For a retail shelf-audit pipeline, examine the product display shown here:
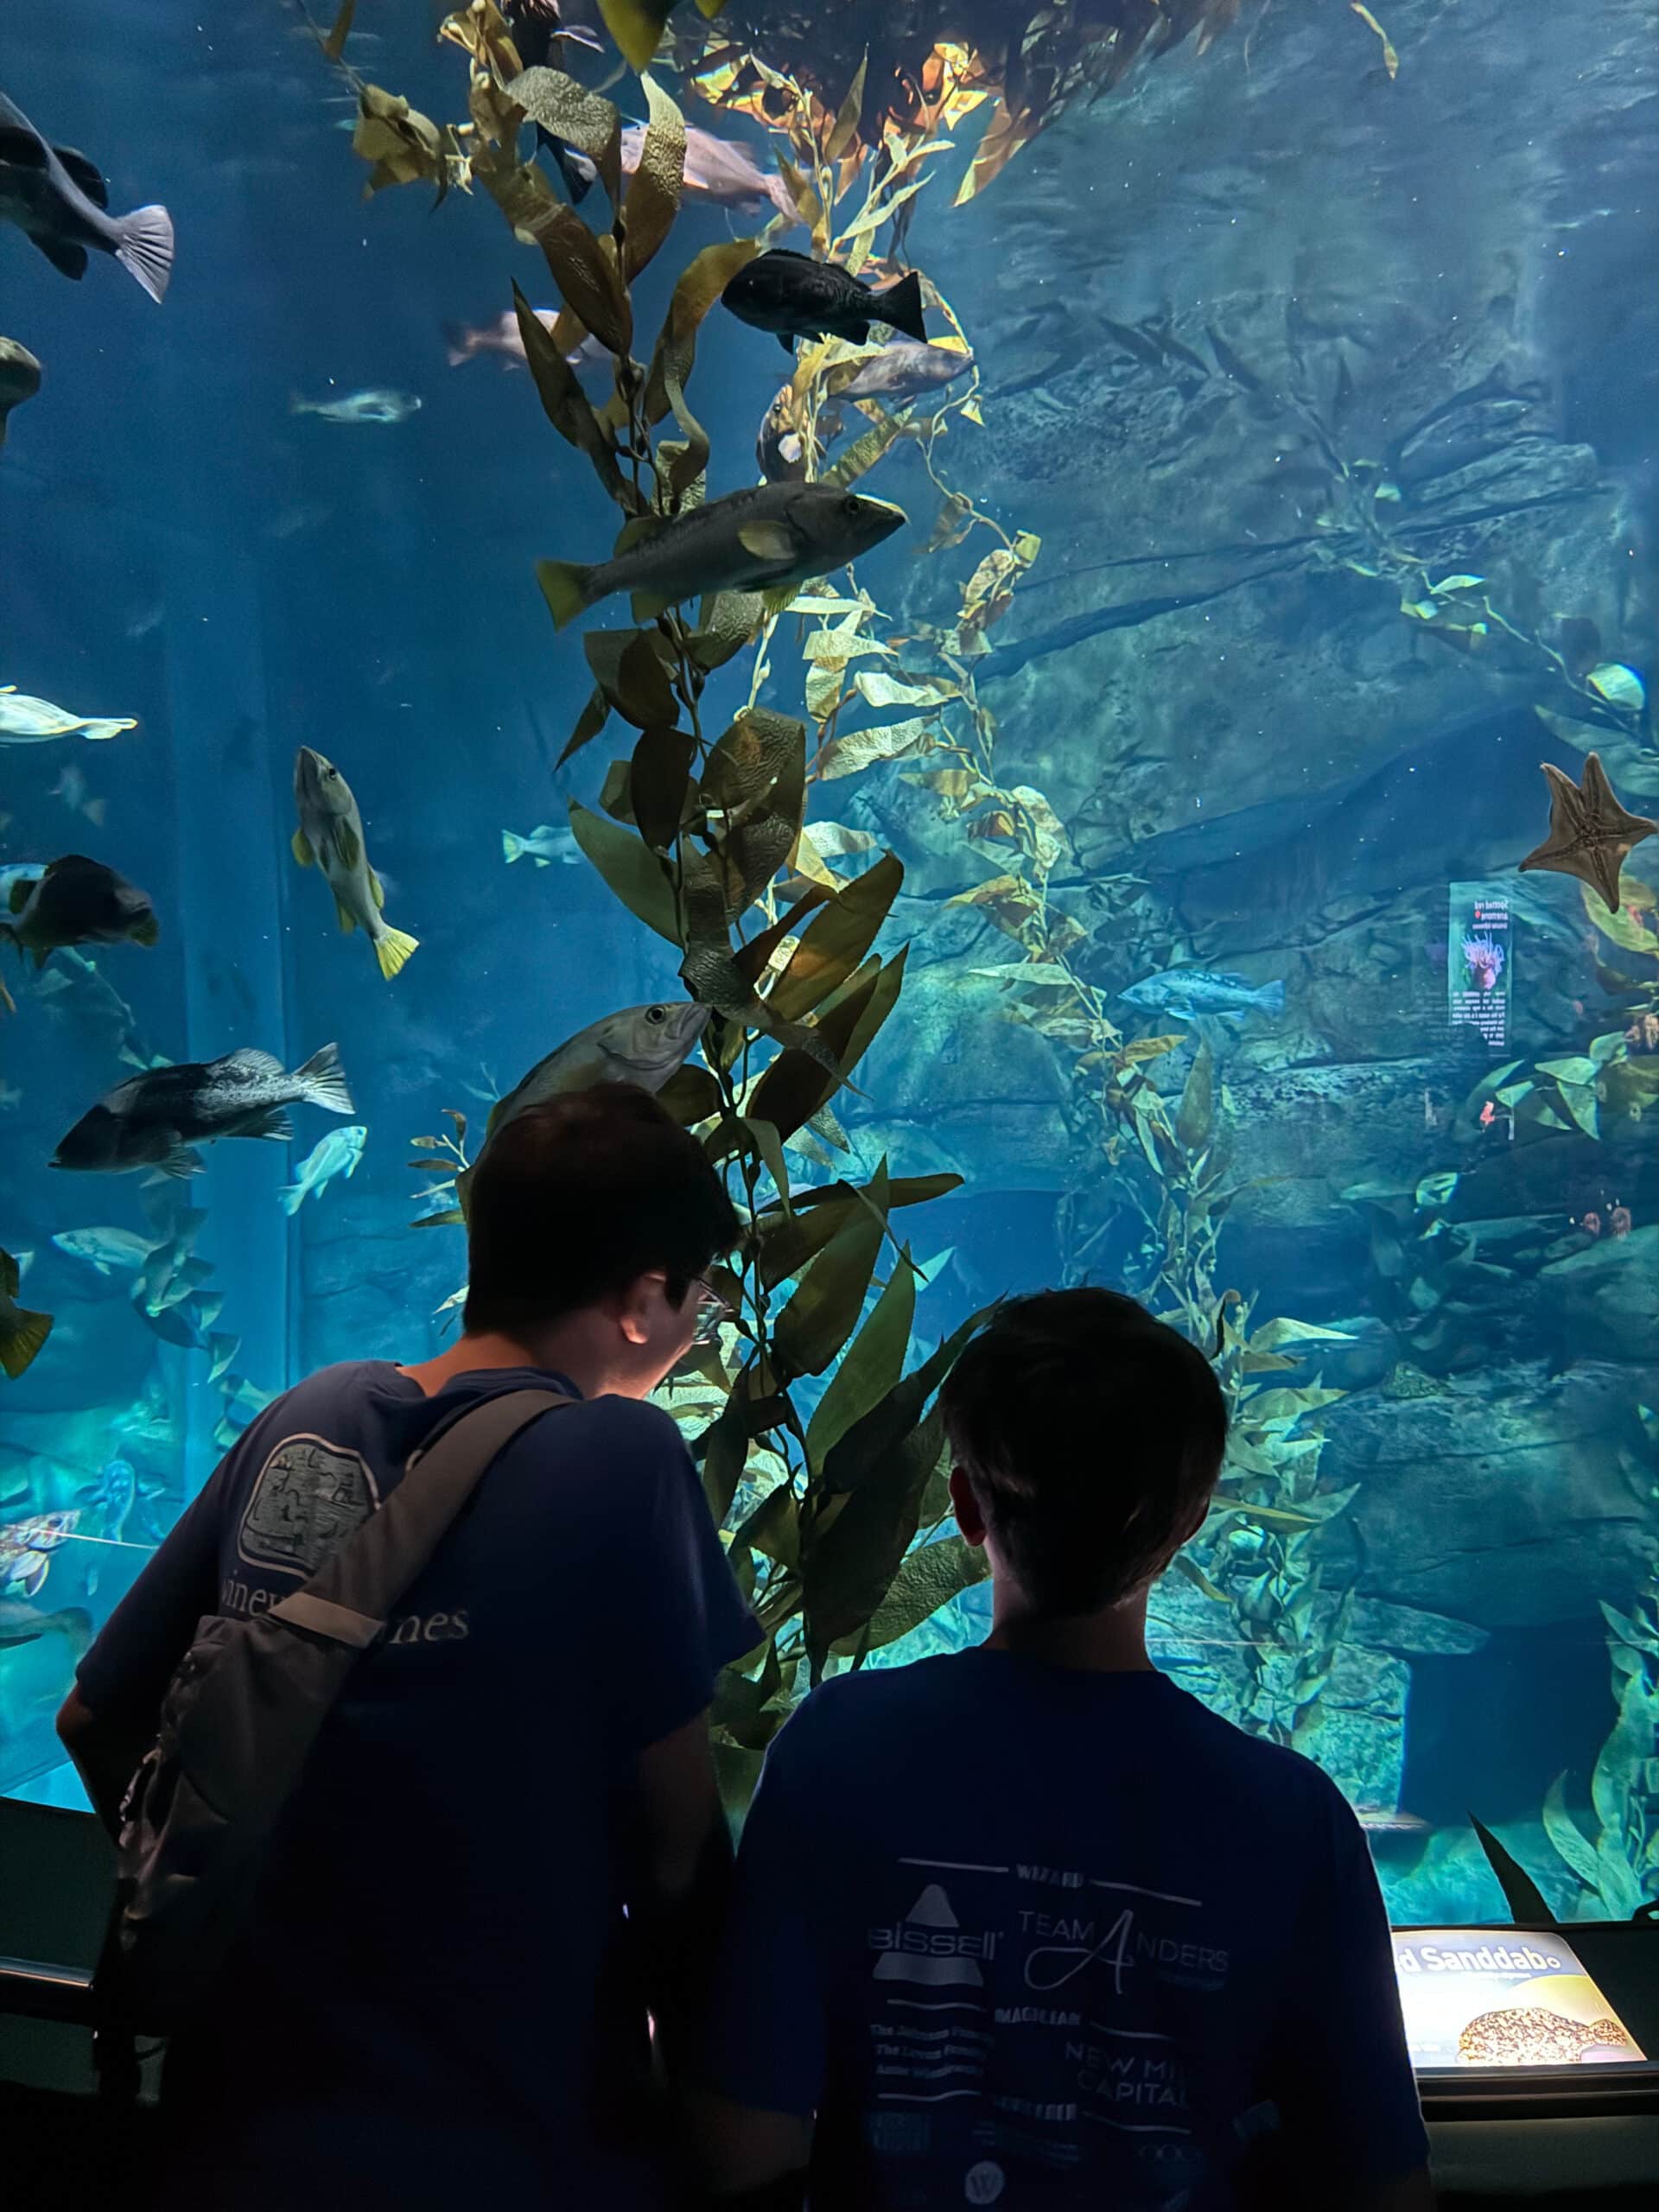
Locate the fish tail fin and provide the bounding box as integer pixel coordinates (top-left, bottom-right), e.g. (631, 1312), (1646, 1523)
(875, 270), (927, 345)
(536, 559), (596, 632)
(0, 1304), (53, 1379)
(1257, 979), (1287, 1015)
(279, 1181), (308, 1217)
(502, 831), (524, 864)
(295, 1042), (355, 1116)
(374, 927), (418, 981)
(442, 322), (474, 367)
(113, 204), (175, 303)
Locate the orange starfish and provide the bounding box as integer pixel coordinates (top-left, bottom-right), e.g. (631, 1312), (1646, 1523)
(1519, 753), (1658, 914)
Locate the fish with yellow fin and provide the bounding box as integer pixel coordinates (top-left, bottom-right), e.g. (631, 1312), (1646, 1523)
(0, 1245), (51, 1379)
(291, 747), (417, 979)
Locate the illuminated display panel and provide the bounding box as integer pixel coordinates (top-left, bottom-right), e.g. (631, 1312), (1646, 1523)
(1395, 1931), (1646, 2069)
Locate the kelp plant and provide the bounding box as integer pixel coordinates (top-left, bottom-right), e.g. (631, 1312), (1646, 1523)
(322, 2), (1006, 1802)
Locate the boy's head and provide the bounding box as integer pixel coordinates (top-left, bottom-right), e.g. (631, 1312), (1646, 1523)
(941, 1287), (1226, 1616)
(463, 1081), (739, 1389)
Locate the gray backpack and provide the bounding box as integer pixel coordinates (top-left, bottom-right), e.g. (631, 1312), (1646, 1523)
(107, 1387), (570, 2033)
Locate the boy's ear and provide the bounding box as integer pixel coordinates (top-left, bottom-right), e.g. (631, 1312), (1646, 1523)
(950, 1465), (988, 1547)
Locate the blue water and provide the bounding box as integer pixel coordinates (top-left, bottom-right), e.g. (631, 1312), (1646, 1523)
(2, 1), (1656, 1926)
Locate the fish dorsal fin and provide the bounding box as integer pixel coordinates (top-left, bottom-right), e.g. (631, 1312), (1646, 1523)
(8, 878), (32, 913)
(369, 868), (385, 912)
(332, 820), (361, 872)
(291, 827), (315, 868)
(739, 522), (797, 561)
(0, 124), (47, 168)
(334, 895), (357, 935)
(53, 145), (108, 206)
(614, 516), (667, 556)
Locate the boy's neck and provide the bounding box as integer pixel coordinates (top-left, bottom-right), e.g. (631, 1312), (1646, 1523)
(400, 1322), (612, 1402)
(984, 1583), (1156, 1673)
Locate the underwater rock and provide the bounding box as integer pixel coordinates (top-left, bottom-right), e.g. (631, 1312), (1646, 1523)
(1349, 1598), (1490, 1659)
(1329, 1361), (1656, 1628)
(1376, 1821), (1580, 1929)
(1537, 1223), (1659, 1365)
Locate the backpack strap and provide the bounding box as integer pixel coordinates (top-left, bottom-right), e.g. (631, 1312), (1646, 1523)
(270, 1388), (571, 1646)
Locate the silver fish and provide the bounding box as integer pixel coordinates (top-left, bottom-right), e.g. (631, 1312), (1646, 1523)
(0, 88), (173, 300)
(293, 748), (418, 980)
(502, 823), (582, 868)
(835, 340), (975, 404)
(0, 1597), (90, 1650)
(442, 309), (607, 374)
(537, 482), (906, 629)
(50, 1044), (355, 1179)
(1120, 968), (1287, 1021)
(281, 1123), (367, 1214)
(51, 1224), (156, 1275)
(289, 387), (421, 424)
(0, 686), (137, 745)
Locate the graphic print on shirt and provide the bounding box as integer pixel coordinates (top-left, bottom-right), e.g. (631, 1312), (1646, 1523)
(236, 1430), (381, 1578)
(861, 1852), (1221, 2202)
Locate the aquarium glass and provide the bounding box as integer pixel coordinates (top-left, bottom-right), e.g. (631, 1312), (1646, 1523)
(1, 0), (1656, 1929)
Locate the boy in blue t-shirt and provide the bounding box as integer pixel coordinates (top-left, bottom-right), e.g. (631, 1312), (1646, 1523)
(700, 1288), (1433, 2211)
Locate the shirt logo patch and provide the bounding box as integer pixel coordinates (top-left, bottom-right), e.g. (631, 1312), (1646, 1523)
(870, 1884), (998, 1986)
(237, 1432), (380, 1580)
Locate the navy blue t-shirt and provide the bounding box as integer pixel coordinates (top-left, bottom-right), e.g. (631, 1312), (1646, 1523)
(79, 1360), (758, 2210)
(708, 1649), (1427, 2210)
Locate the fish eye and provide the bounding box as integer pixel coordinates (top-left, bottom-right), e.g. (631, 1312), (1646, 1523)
(841, 494), (863, 518)
(645, 1005), (668, 1025)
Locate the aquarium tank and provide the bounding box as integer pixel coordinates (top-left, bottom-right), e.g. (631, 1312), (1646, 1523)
(1, 0), (1655, 1930)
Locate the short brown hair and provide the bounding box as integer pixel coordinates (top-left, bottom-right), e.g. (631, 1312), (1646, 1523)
(464, 1083), (739, 1335)
(941, 1288), (1226, 1614)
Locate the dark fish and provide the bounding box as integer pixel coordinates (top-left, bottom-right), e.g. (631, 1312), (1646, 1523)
(721, 248), (928, 356)
(51, 1044), (355, 1179)
(1, 854), (158, 965)
(0, 88), (173, 301)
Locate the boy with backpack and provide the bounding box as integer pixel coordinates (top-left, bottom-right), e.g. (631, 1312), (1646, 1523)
(699, 1288), (1433, 2210)
(58, 1083), (757, 2211)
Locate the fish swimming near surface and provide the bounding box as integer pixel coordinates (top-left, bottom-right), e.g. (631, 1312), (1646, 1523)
(721, 248), (929, 354)
(289, 388), (421, 425)
(0, 686), (137, 745)
(0, 1245), (51, 1378)
(0, 1597), (90, 1650)
(537, 481), (906, 629)
(50, 1043), (355, 1179)
(0, 337), (41, 445)
(293, 747), (418, 979)
(1, 855), (158, 966)
(1120, 967), (1287, 1022)
(0, 89), (174, 300)
(502, 823), (582, 868)
(281, 1122), (368, 1214)
(832, 339), (975, 404)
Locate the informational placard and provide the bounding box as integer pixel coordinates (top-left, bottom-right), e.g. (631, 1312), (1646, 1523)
(1395, 1931), (1646, 2069)
(1448, 884), (1512, 1050)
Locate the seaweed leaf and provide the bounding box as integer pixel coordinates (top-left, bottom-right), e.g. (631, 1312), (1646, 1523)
(831, 1532), (988, 1656)
(1468, 1816), (1557, 1925)
(568, 798), (681, 944)
(644, 238), (762, 429)
(621, 73), (685, 283)
(1541, 1772), (1602, 1891)
(772, 1161), (889, 1378)
(512, 283), (632, 507)
(806, 1238), (917, 1469)
(766, 854), (903, 1022)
